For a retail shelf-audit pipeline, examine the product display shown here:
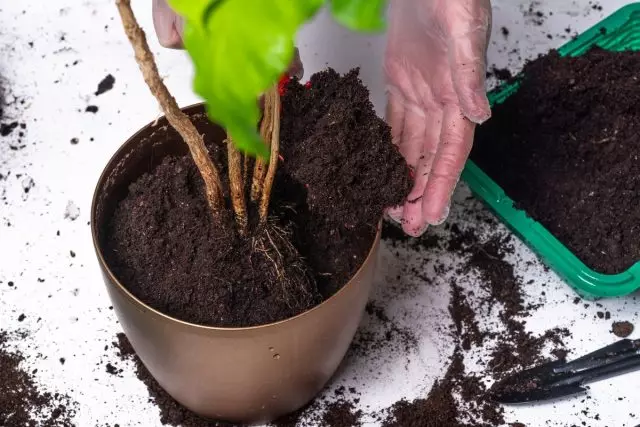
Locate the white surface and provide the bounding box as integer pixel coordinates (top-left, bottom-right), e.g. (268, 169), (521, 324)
(0, 0), (639, 426)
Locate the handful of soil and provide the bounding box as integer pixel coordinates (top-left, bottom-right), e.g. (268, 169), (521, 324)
(471, 47), (640, 274)
(104, 68), (411, 327)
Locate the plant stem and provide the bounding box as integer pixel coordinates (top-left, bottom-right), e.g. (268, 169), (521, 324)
(251, 94), (276, 202)
(227, 138), (248, 234)
(259, 87), (281, 224)
(116, 0), (224, 216)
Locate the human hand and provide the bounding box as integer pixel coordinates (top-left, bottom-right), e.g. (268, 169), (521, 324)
(384, 0), (492, 236)
(152, 0), (184, 49)
(151, 0), (303, 78)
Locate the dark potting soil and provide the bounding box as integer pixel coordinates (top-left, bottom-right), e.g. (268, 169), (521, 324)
(321, 401), (362, 427)
(471, 47), (640, 274)
(104, 69), (411, 327)
(95, 74), (115, 96)
(379, 223), (570, 427)
(458, 230), (570, 376)
(382, 352), (464, 427)
(490, 66), (513, 81)
(0, 330), (76, 426)
(109, 220), (570, 426)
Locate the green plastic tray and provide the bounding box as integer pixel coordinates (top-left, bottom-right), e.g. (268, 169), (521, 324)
(461, 3), (640, 298)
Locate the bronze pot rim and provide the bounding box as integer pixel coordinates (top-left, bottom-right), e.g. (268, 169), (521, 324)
(90, 101), (381, 333)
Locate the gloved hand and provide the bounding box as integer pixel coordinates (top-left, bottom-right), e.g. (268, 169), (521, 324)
(152, 0), (184, 49)
(385, 0), (492, 236)
(151, 0), (304, 78)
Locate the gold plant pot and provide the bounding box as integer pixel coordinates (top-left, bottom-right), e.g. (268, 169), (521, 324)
(90, 104), (379, 424)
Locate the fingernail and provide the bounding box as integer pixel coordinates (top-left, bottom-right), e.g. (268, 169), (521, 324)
(386, 207), (403, 224)
(465, 93), (492, 124)
(430, 203), (450, 226)
(468, 110), (491, 125)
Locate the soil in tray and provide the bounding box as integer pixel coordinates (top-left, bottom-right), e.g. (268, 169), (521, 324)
(103, 69), (411, 327)
(471, 47), (640, 274)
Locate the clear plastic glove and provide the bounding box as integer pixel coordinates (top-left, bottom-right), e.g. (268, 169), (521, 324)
(152, 0), (184, 49)
(151, 0), (303, 78)
(385, 0), (492, 236)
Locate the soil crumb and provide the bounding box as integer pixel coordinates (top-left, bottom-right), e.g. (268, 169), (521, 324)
(491, 66), (513, 81)
(0, 330), (76, 426)
(612, 321), (634, 338)
(103, 68), (411, 328)
(1, 121), (19, 136)
(472, 47), (640, 274)
(95, 74), (115, 96)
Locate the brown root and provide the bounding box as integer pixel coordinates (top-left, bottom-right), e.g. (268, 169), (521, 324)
(243, 153), (252, 195)
(115, 0), (224, 217)
(251, 222), (319, 312)
(259, 88), (281, 224)
(251, 88), (278, 202)
(226, 138), (248, 234)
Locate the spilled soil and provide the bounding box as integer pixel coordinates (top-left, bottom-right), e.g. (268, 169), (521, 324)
(379, 223), (569, 427)
(103, 68), (411, 327)
(472, 47), (640, 274)
(0, 330), (76, 426)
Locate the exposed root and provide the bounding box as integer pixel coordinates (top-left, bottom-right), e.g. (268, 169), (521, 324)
(259, 87), (281, 224)
(243, 153), (252, 195)
(116, 0), (225, 217)
(251, 86), (278, 202)
(251, 221), (319, 311)
(226, 138), (248, 234)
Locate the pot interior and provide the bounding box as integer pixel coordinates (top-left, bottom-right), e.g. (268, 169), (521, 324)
(93, 107), (222, 249)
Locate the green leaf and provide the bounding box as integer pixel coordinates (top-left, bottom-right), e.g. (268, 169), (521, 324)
(329, 0), (387, 32)
(167, 0), (387, 158)
(169, 0), (324, 158)
(168, 0), (214, 21)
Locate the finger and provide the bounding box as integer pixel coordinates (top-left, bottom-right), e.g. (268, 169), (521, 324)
(401, 107), (443, 236)
(384, 86), (408, 223)
(152, 0), (184, 49)
(386, 87), (405, 147)
(287, 47), (304, 80)
(422, 104), (475, 225)
(383, 61), (420, 228)
(399, 106), (426, 170)
(445, 0), (491, 124)
(394, 106), (425, 235)
(385, 207), (403, 225)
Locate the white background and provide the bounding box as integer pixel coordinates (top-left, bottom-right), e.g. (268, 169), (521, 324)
(0, 0), (639, 426)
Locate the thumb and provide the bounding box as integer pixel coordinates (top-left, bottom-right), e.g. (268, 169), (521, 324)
(152, 0), (184, 49)
(287, 47), (304, 81)
(445, 0), (492, 124)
